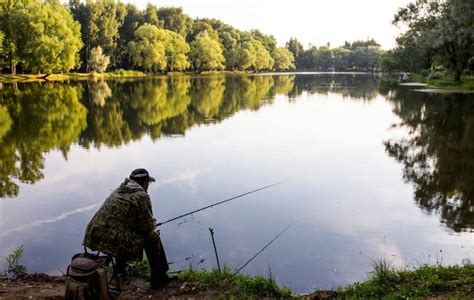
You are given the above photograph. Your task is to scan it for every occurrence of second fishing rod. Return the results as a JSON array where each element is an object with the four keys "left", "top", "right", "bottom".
[{"left": 155, "top": 179, "right": 290, "bottom": 228}]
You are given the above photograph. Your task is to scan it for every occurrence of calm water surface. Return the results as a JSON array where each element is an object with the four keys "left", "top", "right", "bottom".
[{"left": 0, "top": 74, "right": 473, "bottom": 292}]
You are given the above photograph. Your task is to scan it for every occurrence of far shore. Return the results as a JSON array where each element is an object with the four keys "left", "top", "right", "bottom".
[{"left": 1, "top": 71, "right": 472, "bottom": 92}]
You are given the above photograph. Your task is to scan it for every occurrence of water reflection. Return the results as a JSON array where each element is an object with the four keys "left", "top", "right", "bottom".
[
  {"left": 0, "top": 75, "right": 304, "bottom": 197},
  {"left": 288, "top": 73, "right": 380, "bottom": 100},
  {"left": 0, "top": 84, "right": 87, "bottom": 197},
  {"left": 382, "top": 85, "right": 474, "bottom": 232},
  {"left": 1, "top": 74, "right": 473, "bottom": 235}
]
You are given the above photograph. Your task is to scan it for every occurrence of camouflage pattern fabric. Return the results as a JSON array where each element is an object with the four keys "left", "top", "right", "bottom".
[{"left": 83, "top": 178, "right": 156, "bottom": 261}]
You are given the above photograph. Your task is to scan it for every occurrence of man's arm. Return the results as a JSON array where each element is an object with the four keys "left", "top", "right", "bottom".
[{"left": 131, "top": 191, "right": 156, "bottom": 237}]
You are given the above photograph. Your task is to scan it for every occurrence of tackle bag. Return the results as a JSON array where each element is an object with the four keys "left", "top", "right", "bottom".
[{"left": 65, "top": 252, "right": 111, "bottom": 300}]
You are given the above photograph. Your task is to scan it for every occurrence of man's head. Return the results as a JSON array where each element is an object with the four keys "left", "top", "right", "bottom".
[{"left": 129, "top": 168, "right": 155, "bottom": 192}]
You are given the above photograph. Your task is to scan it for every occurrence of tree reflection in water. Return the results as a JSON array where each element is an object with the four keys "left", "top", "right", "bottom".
[
  {"left": 0, "top": 75, "right": 304, "bottom": 198},
  {"left": 0, "top": 84, "right": 87, "bottom": 197},
  {"left": 382, "top": 85, "right": 474, "bottom": 232}
]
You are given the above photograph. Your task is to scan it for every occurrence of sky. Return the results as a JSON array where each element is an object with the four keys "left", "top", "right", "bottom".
[{"left": 128, "top": 0, "right": 412, "bottom": 49}]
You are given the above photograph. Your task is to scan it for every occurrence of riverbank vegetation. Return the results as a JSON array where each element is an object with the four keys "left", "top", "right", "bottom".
[
  {"left": 340, "top": 260, "right": 474, "bottom": 298},
  {"left": 129, "top": 260, "right": 292, "bottom": 298},
  {"left": 127, "top": 257, "right": 474, "bottom": 298},
  {"left": 411, "top": 73, "right": 474, "bottom": 91}
]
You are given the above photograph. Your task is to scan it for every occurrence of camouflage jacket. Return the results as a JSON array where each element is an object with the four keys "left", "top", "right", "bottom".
[{"left": 83, "top": 178, "right": 156, "bottom": 261}]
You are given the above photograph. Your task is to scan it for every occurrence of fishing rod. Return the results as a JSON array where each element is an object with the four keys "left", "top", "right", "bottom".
[
  {"left": 156, "top": 179, "right": 290, "bottom": 228},
  {"left": 234, "top": 221, "right": 294, "bottom": 275}
]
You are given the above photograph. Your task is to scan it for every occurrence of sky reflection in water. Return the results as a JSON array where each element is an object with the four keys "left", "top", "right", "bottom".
[{"left": 0, "top": 74, "right": 473, "bottom": 292}]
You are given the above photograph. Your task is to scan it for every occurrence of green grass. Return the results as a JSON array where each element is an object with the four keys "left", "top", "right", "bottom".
[
  {"left": 178, "top": 267, "right": 293, "bottom": 298},
  {"left": 339, "top": 260, "right": 474, "bottom": 299},
  {"left": 412, "top": 73, "right": 474, "bottom": 91},
  {"left": 129, "top": 259, "right": 293, "bottom": 298}
]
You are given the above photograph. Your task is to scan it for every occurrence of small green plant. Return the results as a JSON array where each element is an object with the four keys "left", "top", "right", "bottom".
[
  {"left": 129, "top": 257, "right": 151, "bottom": 278},
  {"left": 3, "top": 246, "right": 26, "bottom": 278}
]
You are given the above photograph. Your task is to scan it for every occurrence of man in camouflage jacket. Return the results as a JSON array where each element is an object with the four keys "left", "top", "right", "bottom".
[{"left": 83, "top": 168, "right": 171, "bottom": 288}]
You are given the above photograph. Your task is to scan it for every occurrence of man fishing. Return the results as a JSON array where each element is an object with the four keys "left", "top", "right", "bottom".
[{"left": 82, "top": 168, "right": 173, "bottom": 289}]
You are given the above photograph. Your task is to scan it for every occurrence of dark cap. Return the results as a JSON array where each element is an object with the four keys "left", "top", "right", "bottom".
[{"left": 129, "top": 168, "right": 155, "bottom": 182}]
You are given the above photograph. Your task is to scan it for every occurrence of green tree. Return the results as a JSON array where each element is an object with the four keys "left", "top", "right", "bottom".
[
  {"left": 234, "top": 38, "right": 274, "bottom": 71},
  {"left": 69, "top": 0, "right": 125, "bottom": 70},
  {"left": 128, "top": 24, "right": 167, "bottom": 72},
  {"left": 286, "top": 37, "right": 304, "bottom": 66},
  {"left": 187, "top": 19, "right": 219, "bottom": 43},
  {"left": 380, "top": 34, "right": 431, "bottom": 72},
  {"left": 253, "top": 39, "right": 274, "bottom": 70},
  {"left": 157, "top": 7, "right": 192, "bottom": 37},
  {"left": 271, "top": 47, "right": 295, "bottom": 71},
  {"left": 128, "top": 24, "right": 190, "bottom": 72},
  {"left": 249, "top": 29, "right": 276, "bottom": 53},
  {"left": 350, "top": 45, "right": 381, "bottom": 70},
  {"left": 88, "top": 46, "right": 110, "bottom": 73},
  {"left": 0, "top": 30, "right": 4, "bottom": 58},
  {"left": 311, "top": 46, "right": 332, "bottom": 70},
  {"left": 164, "top": 30, "right": 190, "bottom": 71},
  {"left": 332, "top": 47, "right": 351, "bottom": 70},
  {"left": 189, "top": 32, "right": 225, "bottom": 71},
  {"left": 116, "top": 3, "right": 144, "bottom": 69},
  {"left": 143, "top": 3, "right": 162, "bottom": 28},
  {"left": 394, "top": 0, "right": 474, "bottom": 81},
  {"left": 3, "top": 0, "right": 82, "bottom": 73},
  {"left": 1, "top": 0, "right": 24, "bottom": 74}
]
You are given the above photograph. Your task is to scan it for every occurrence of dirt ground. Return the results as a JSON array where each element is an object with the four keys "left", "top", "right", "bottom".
[{"left": 0, "top": 273, "right": 234, "bottom": 300}]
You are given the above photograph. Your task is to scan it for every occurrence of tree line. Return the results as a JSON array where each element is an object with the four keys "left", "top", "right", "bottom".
[
  {"left": 2, "top": 0, "right": 470, "bottom": 76},
  {"left": 0, "top": 0, "right": 388, "bottom": 74},
  {"left": 286, "top": 39, "right": 382, "bottom": 71},
  {"left": 0, "top": 0, "right": 295, "bottom": 74}
]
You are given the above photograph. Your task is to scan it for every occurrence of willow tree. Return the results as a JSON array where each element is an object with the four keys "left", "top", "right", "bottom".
[
  {"left": 271, "top": 47, "right": 295, "bottom": 71},
  {"left": 189, "top": 32, "right": 225, "bottom": 72},
  {"left": 128, "top": 24, "right": 167, "bottom": 72},
  {"left": 128, "top": 24, "right": 190, "bottom": 72}
]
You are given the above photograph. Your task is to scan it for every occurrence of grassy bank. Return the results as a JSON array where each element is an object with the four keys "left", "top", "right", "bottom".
[
  {"left": 177, "top": 267, "right": 293, "bottom": 298},
  {"left": 130, "top": 258, "right": 474, "bottom": 299},
  {"left": 2, "top": 247, "right": 474, "bottom": 299},
  {"left": 129, "top": 259, "right": 292, "bottom": 298},
  {"left": 412, "top": 72, "right": 474, "bottom": 91},
  {"left": 338, "top": 261, "right": 474, "bottom": 299}
]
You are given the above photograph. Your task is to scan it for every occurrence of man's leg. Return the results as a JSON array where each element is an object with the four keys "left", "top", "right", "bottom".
[{"left": 144, "top": 231, "right": 170, "bottom": 287}]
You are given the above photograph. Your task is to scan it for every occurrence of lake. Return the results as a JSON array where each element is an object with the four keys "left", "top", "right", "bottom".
[{"left": 0, "top": 73, "right": 473, "bottom": 293}]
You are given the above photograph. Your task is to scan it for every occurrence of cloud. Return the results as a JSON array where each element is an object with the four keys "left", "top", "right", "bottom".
[{"left": 0, "top": 203, "right": 100, "bottom": 238}]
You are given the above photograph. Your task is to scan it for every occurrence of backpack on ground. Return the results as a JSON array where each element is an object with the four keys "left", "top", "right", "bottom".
[{"left": 65, "top": 252, "right": 111, "bottom": 300}]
